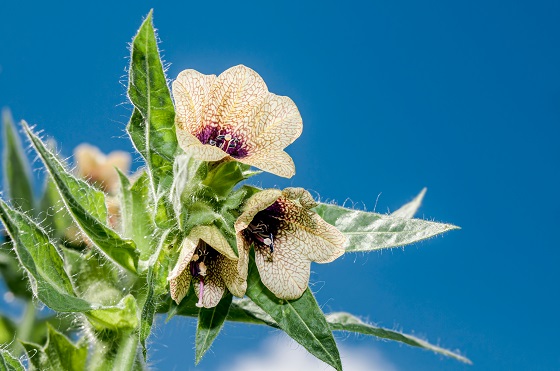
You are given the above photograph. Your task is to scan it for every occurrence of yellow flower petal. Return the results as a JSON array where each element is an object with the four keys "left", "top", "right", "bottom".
[
  {"left": 74, "top": 144, "right": 131, "bottom": 193},
  {"left": 236, "top": 188, "right": 346, "bottom": 300},
  {"left": 173, "top": 69, "right": 216, "bottom": 134},
  {"left": 254, "top": 234, "right": 310, "bottom": 300},
  {"left": 193, "top": 257, "right": 226, "bottom": 308},
  {"left": 172, "top": 65, "right": 302, "bottom": 178},
  {"left": 203, "top": 65, "right": 268, "bottom": 130},
  {"left": 168, "top": 237, "right": 198, "bottom": 304}
]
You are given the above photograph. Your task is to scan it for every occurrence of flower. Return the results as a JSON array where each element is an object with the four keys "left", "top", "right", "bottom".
[
  {"left": 74, "top": 144, "right": 131, "bottom": 194},
  {"left": 235, "top": 188, "right": 346, "bottom": 300},
  {"left": 172, "top": 65, "right": 303, "bottom": 178},
  {"left": 168, "top": 225, "right": 248, "bottom": 308}
]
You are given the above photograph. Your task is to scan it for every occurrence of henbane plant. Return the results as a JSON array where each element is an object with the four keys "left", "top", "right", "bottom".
[{"left": 0, "top": 10, "right": 471, "bottom": 370}]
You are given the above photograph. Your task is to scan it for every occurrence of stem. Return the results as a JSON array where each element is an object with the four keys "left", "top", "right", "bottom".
[
  {"left": 112, "top": 330, "right": 140, "bottom": 371},
  {"left": 18, "top": 301, "right": 36, "bottom": 341}
]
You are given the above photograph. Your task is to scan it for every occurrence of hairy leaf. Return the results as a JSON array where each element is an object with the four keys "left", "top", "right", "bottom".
[
  {"left": 118, "top": 171, "right": 156, "bottom": 260},
  {"left": 87, "top": 295, "right": 138, "bottom": 332},
  {"left": 127, "top": 11, "right": 177, "bottom": 192},
  {"left": 326, "top": 312, "right": 472, "bottom": 364},
  {"left": 0, "top": 348, "right": 24, "bottom": 371},
  {"left": 391, "top": 188, "right": 427, "bottom": 219},
  {"left": 22, "top": 324, "right": 87, "bottom": 371},
  {"left": 0, "top": 198, "right": 93, "bottom": 312},
  {"left": 139, "top": 229, "right": 173, "bottom": 358},
  {"left": 314, "top": 202, "right": 458, "bottom": 252},
  {"left": 245, "top": 255, "right": 342, "bottom": 371},
  {"left": 2, "top": 110, "right": 33, "bottom": 212},
  {"left": 223, "top": 299, "right": 471, "bottom": 364},
  {"left": 195, "top": 292, "right": 232, "bottom": 364},
  {"left": 23, "top": 122, "right": 139, "bottom": 272}
]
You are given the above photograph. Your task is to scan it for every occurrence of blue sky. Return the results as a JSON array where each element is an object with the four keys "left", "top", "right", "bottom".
[{"left": 1, "top": 1, "right": 559, "bottom": 370}]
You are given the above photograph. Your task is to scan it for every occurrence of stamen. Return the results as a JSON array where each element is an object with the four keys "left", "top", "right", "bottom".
[{"left": 196, "top": 277, "right": 205, "bottom": 308}]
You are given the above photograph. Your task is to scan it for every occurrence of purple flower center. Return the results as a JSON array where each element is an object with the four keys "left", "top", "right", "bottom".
[
  {"left": 244, "top": 201, "right": 285, "bottom": 254},
  {"left": 196, "top": 125, "right": 248, "bottom": 158}
]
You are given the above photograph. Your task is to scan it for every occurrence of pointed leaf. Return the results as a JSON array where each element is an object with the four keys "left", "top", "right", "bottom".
[
  {"left": 86, "top": 295, "right": 138, "bottom": 332},
  {"left": 391, "top": 188, "right": 427, "bottom": 219},
  {"left": 314, "top": 203, "right": 459, "bottom": 252},
  {"left": 221, "top": 300, "right": 471, "bottom": 364},
  {"left": 23, "top": 122, "right": 139, "bottom": 272},
  {"left": 22, "top": 324, "right": 87, "bottom": 371},
  {"left": 0, "top": 242, "right": 32, "bottom": 299},
  {"left": 245, "top": 255, "right": 342, "bottom": 371},
  {"left": 2, "top": 109, "right": 33, "bottom": 212},
  {"left": 326, "top": 312, "right": 472, "bottom": 364},
  {"left": 195, "top": 292, "right": 232, "bottom": 364},
  {"left": 0, "top": 314, "right": 17, "bottom": 345},
  {"left": 127, "top": 11, "right": 177, "bottom": 192},
  {"left": 0, "top": 198, "right": 93, "bottom": 312},
  {"left": 139, "top": 229, "right": 173, "bottom": 358},
  {"left": 0, "top": 348, "right": 24, "bottom": 371},
  {"left": 118, "top": 171, "right": 156, "bottom": 260}
]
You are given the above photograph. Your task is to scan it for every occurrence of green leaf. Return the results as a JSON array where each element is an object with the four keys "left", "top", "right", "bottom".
[
  {"left": 127, "top": 11, "right": 177, "bottom": 193},
  {"left": 314, "top": 202, "right": 459, "bottom": 252},
  {"left": 2, "top": 110, "right": 33, "bottom": 212},
  {"left": 391, "top": 188, "right": 427, "bottom": 219},
  {"left": 22, "top": 324, "right": 87, "bottom": 371},
  {"left": 23, "top": 122, "right": 139, "bottom": 272},
  {"left": 0, "top": 243, "right": 31, "bottom": 299},
  {"left": 195, "top": 292, "right": 232, "bottom": 364},
  {"left": 0, "top": 348, "right": 24, "bottom": 371},
  {"left": 118, "top": 171, "right": 156, "bottom": 260},
  {"left": 326, "top": 312, "right": 472, "bottom": 364},
  {"left": 202, "top": 161, "right": 247, "bottom": 200},
  {"left": 38, "top": 177, "right": 75, "bottom": 243},
  {"left": 245, "top": 255, "right": 342, "bottom": 371},
  {"left": 139, "top": 229, "right": 173, "bottom": 358},
  {"left": 222, "top": 299, "right": 472, "bottom": 364},
  {"left": 86, "top": 294, "right": 139, "bottom": 332},
  {"left": 0, "top": 198, "right": 93, "bottom": 312},
  {"left": 0, "top": 314, "right": 16, "bottom": 345}
]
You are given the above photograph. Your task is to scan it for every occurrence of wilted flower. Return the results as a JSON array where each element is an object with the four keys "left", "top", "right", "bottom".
[
  {"left": 235, "top": 188, "right": 346, "bottom": 300},
  {"left": 74, "top": 144, "right": 131, "bottom": 194},
  {"left": 172, "top": 65, "right": 303, "bottom": 178},
  {"left": 168, "top": 226, "right": 247, "bottom": 308}
]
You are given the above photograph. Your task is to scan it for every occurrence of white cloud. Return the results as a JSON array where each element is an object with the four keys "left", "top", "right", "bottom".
[{"left": 219, "top": 334, "right": 397, "bottom": 371}]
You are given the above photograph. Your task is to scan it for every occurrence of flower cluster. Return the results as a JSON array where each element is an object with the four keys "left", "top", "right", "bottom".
[{"left": 168, "top": 65, "right": 347, "bottom": 307}]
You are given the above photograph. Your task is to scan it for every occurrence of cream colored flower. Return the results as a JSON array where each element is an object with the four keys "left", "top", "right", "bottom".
[
  {"left": 168, "top": 225, "right": 248, "bottom": 308},
  {"left": 172, "top": 65, "right": 303, "bottom": 178},
  {"left": 74, "top": 144, "right": 131, "bottom": 194},
  {"left": 235, "top": 188, "right": 346, "bottom": 300}
]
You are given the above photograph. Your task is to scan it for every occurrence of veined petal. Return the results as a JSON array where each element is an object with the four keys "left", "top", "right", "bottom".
[
  {"left": 237, "top": 188, "right": 346, "bottom": 300},
  {"left": 217, "top": 252, "right": 247, "bottom": 298},
  {"left": 203, "top": 65, "right": 268, "bottom": 130},
  {"left": 254, "top": 234, "right": 310, "bottom": 300},
  {"left": 235, "top": 189, "right": 282, "bottom": 233},
  {"left": 190, "top": 225, "right": 238, "bottom": 261},
  {"left": 241, "top": 150, "right": 296, "bottom": 178},
  {"left": 193, "top": 257, "right": 226, "bottom": 308},
  {"left": 176, "top": 126, "right": 229, "bottom": 161},
  {"left": 245, "top": 94, "right": 303, "bottom": 151},
  {"left": 168, "top": 237, "right": 198, "bottom": 304},
  {"left": 173, "top": 69, "right": 216, "bottom": 134}
]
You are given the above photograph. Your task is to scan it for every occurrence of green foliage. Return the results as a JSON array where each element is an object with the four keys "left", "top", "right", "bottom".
[
  {"left": 127, "top": 11, "right": 177, "bottom": 194},
  {"left": 245, "top": 254, "right": 343, "bottom": 371},
  {"left": 2, "top": 109, "right": 33, "bottom": 213},
  {"left": 0, "top": 10, "right": 468, "bottom": 371},
  {"left": 314, "top": 200, "right": 459, "bottom": 252},
  {"left": 23, "top": 122, "right": 139, "bottom": 273},
  {"left": 195, "top": 292, "right": 233, "bottom": 363},
  {"left": 0, "top": 348, "right": 24, "bottom": 371},
  {"left": 22, "top": 325, "right": 87, "bottom": 371}
]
